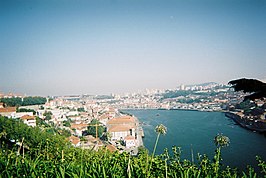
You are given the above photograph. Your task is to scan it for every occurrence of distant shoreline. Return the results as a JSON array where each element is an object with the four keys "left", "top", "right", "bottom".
[
  {"left": 225, "top": 112, "right": 266, "bottom": 133},
  {"left": 119, "top": 108, "right": 225, "bottom": 113}
]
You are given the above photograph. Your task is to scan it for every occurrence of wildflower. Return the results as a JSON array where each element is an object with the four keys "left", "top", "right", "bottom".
[
  {"left": 155, "top": 124, "right": 167, "bottom": 135},
  {"left": 214, "top": 134, "right": 230, "bottom": 148}
]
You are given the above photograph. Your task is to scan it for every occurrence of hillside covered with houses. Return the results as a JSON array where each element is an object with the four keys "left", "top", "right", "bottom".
[{"left": 0, "top": 94, "right": 144, "bottom": 154}]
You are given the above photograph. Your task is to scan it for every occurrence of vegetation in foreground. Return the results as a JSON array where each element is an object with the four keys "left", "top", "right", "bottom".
[{"left": 0, "top": 116, "right": 265, "bottom": 178}]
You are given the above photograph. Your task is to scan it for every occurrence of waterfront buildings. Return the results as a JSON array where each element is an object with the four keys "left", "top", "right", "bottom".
[
  {"left": 107, "top": 116, "right": 139, "bottom": 148},
  {"left": 1, "top": 82, "right": 265, "bottom": 152},
  {"left": 0, "top": 107, "right": 16, "bottom": 118},
  {"left": 20, "top": 115, "right": 36, "bottom": 127}
]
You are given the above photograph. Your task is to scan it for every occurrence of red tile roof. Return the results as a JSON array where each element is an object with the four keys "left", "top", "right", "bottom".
[
  {"left": 0, "top": 107, "right": 16, "bottom": 113},
  {"left": 71, "top": 123, "right": 88, "bottom": 129},
  {"left": 108, "top": 125, "right": 135, "bottom": 132},
  {"left": 68, "top": 136, "right": 80, "bottom": 145},
  {"left": 107, "top": 116, "right": 136, "bottom": 125},
  {"left": 124, "top": 135, "right": 135, "bottom": 140},
  {"left": 20, "top": 115, "right": 35, "bottom": 120},
  {"left": 106, "top": 144, "right": 117, "bottom": 152}
]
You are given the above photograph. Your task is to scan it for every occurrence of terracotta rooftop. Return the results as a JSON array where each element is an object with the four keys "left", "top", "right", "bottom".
[
  {"left": 68, "top": 135, "right": 80, "bottom": 145},
  {"left": 71, "top": 123, "right": 88, "bottom": 129},
  {"left": 108, "top": 125, "right": 135, "bottom": 132},
  {"left": 108, "top": 108, "right": 116, "bottom": 112},
  {"left": 124, "top": 135, "right": 135, "bottom": 140},
  {"left": 0, "top": 107, "right": 16, "bottom": 113},
  {"left": 20, "top": 115, "right": 35, "bottom": 120},
  {"left": 107, "top": 116, "right": 136, "bottom": 125},
  {"left": 106, "top": 144, "right": 117, "bottom": 152},
  {"left": 98, "top": 113, "right": 109, "bottom": 120}
]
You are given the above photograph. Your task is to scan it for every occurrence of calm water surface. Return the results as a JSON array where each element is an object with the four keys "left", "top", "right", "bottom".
[{"left": 123, "top": 109, "right": 266, "bottom": 171}]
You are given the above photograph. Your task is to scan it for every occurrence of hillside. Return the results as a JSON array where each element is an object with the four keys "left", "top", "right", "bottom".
[{"left": 0, "top": 116, "right": 265, "bottom": 177}]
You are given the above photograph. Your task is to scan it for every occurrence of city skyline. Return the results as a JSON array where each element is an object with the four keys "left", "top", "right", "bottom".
[{"left": 1, "top": 0, "right": 266, "bottom": 96}]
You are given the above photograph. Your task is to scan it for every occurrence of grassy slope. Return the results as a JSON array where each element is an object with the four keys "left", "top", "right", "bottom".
[{"left": 0, "top": 116, "right": 265, "bottom": 177}]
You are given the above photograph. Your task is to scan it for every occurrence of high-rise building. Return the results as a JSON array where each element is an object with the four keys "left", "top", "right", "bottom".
[{"left": 180, "top": 84, "right": 185, "bottom": 90}]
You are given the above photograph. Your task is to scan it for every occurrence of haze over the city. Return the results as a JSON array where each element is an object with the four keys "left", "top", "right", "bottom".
[{"left": 1, "top": 0, "right": 265, "bottom": 96}]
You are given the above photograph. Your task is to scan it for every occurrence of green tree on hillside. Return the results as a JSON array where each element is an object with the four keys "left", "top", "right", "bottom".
[
  {"left": 0, "top": 116, "right": 68, "bottom": 156},
  {"left": 43, "top": 111, "right": 52, "bottom": 121},
  {"left": 63, "top": 120, "right": 71, "bottom": 127},
  {"left": 87, "top": 119, "right": 104, "bottom": 138},
  {"left": 77, "top": 107, "right": 85, "bottom": 112},
  {"left": 0, "top": 97, "right": 46, "bottom": 107},
  {"left": 16, "top": 108, "right": 37, "bottom": 115}
]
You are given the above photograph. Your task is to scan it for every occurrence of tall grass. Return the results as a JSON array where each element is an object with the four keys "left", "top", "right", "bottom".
[
  {"left": 1, "top": 145, "right": 265, "bottom": 178},
  {"left": 0, "top": 118, "right": 265, "bottom": 177}
]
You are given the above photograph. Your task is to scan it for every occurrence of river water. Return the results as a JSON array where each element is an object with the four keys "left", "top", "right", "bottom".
[{"left": 123, "top": 109, "right": 266, "bottom": 171}]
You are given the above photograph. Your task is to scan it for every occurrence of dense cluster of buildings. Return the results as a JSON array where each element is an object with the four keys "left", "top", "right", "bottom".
[
  {"left": 0, "top": 93, "right": 144, "bottom": 154},
  {"left": 225, "top": 98, "right": 266, "bottom": 132},
  {"left": 104, "top": 83, "right": 241, "bottom": 111},
  {"left": 1, "top": 81, "right": 266, "bottom": 152}
]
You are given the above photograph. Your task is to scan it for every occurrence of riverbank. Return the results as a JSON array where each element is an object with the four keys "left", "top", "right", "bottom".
[
  {"left": 122, "top": 109, "right": 266, "bottom": 171},
  {"left": 120, "top": 107, "right": 226, "bottom": 113},
  {"left": 114, "top": 111, "right": 144, "bottom": 155},
  {"left": 225, "top": 112, "right": 266, "bottom": 133}
]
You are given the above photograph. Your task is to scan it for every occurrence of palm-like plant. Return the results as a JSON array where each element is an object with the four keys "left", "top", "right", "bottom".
[
  {"left": 147, "top": 124, "right": 167, "bottom": 176},
  {"left": 152, "top": 124, "right": 167, "bottom": 157},
  {"left": 155, "top": 124, "right": 167, "bottom": 135},
  {"left": 213, "top": 134, "right": 230, "bottom": 176},
  {"left": 214, "top": 134, "right": 230, "bottom": 148}
]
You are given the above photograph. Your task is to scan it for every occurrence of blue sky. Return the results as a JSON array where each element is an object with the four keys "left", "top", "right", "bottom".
[{"left": 1, "top": 0, "right": 266, "bottom": 96}]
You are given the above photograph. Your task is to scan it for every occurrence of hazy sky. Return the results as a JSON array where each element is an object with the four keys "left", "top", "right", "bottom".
[{"left": 1, "top": 0, "right": 266, "bottom": 96}]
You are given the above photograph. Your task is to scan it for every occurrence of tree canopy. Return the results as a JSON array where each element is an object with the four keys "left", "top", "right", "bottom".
[
  {"left": 229, "top": 78, "right": 266, "bottom": 101},
  {"left": 0, "top": 116, "right": 68, "bottom": 156},
  {"left": 86, "top": 119, "right": 104, "bottom": 138},
  {"left": 0, "top": 97, "right": 46, "bottom": 107}
]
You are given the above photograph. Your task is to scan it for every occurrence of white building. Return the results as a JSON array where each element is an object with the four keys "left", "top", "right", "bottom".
[
  {"left": 12, "top": 112, "right": 34, "bottom": 118},
  {"left": 106, "top": 116, "right": 138, "bottom": 148},
  {"left": 0, "top": 107, "right": 16, "bottom": 118},
  {"left": 124, "top": 135, "right": 137, "bottom": 148},
  {"left": 20, "top": 115, "right": 36, "bottom": 127},
  {"left": 108, "top": 125, "right": 136, "bottom": 141}
]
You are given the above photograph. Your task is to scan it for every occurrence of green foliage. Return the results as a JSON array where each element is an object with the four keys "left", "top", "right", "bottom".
[
  {"left": 0, "top": 97, "right": 46, "bottom": 107},
  {"left": 0, "top": 117, "right": 265, "bottom": 177},
  {"left": 178, "top": 98, "right": 202, "bottom": 104},
  {"left": 22, "top": 97, "right": 47, "bottom": 106},
  {"left": 0, "top": 116, "right": 68, "bottom": 158},
  {"left": 235, "top": 100, "right": 255, "bottom": 110},
  {"left": 0, "top": 97, "right": 22, "bottom": 107},
  {"left": 214, "top": 134, "right": 230, "bottom": 148},
  {"left": 93, "top": 95, "right": 114, "bottom": 100},
  {"left": 87, "top": 119, "right": 104, "bottom": 138},
  {"left": 77, "top": 107, "right": 85, "bottom": 112},
  {"left": 63, "top": 120, "right": 71, "bottom": 127},
  {"left": 16, "top": 108, "right": 36, "bottom": 115},
  {"left": 36, "top": 117, "right": 49, "bottom": 127},
  {"left": 43, "top": 111, "right": 52, "bottom": 121},
  {"left": 1, "top": 143, "right": 264, "bottom": 178},
  {"left": 101, "top": 132, "right": 112, "bottom": 141},
  {"left": 163, "top": 90, "right": 192, "bottom": 99},
  {"left": 57, "top": 128, "right": 71, "bottom": 138}
]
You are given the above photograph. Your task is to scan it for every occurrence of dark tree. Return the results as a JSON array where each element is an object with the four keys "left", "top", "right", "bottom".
[
  {"left": 229, "top": 78, "right": 266, "bottom": 101},
  {"left": 63, "top": 120, "right": 71, "bottom": 127},
  {"left": 43, "top": 111, "right": 52, "bottom": 120},
  {"left": 87, "top": 119, "right": 104, "bottom": 138},
  {"left": 0, "top": 97, "right": 46, "bottom": 107},
  {"left": 17, "top": 108, "right": 36, "bottom": 115},
  {"left": 77, "top": 107, "right": 85, "bottom": 112}
]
